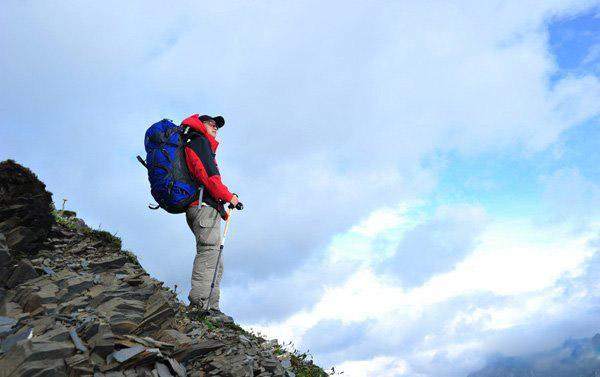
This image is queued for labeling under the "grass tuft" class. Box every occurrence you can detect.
[89,229,122,249]
[122,249,139,265]
[52,209,122,249]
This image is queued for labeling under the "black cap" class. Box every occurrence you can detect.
[199,115,225,128]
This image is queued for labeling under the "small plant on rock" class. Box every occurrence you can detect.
[52,204,123,249]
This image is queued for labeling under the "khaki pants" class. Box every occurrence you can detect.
[185,205,222,310]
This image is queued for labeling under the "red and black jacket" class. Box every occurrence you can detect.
[182,114,234,216]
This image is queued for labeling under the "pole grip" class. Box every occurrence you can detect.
[228,202,244,210]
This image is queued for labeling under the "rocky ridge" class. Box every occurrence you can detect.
[0,160,327,377]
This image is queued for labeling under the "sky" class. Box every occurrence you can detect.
[1,1,600,376]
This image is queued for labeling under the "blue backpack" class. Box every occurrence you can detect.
[137,119,200,214]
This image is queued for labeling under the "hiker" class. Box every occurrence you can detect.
[181,114,240,313]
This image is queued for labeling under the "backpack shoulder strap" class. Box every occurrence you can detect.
[183,128,203,145]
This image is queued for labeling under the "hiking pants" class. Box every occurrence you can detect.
[185,205,223,310]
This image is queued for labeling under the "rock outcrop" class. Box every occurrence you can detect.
[0,161,326,377]
[0,160,54,256]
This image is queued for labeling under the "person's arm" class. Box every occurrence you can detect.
[184,135,234,203]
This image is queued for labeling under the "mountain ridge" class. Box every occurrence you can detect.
[0,160,328,377]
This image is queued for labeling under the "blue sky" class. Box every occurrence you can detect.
[1,1,600,376]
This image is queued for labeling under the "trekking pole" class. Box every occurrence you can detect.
[205,202,243,312]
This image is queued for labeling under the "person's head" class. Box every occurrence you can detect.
[199,115,225,138]
[203,119,218,138]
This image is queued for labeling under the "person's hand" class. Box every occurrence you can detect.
[230,194,239,207]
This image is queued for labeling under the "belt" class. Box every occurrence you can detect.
[201,201,227,218]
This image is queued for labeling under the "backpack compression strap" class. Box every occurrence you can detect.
[137,155,148,169]
[137,155,161,210]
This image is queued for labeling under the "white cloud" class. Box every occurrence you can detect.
[350,205,411,237]
[2,0,600,285]
[335,356,409,377]
[247,209,600,376]
[2,1,600,376]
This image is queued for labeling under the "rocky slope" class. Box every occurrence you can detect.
[0,160,327,377]
[468,335,600,377]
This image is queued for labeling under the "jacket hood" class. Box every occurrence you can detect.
[181,114,219,152]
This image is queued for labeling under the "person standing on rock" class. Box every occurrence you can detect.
[181,114,240,314]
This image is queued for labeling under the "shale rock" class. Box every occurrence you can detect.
[0,161,324,377]
[6,260,38,288]
[0,233,12,267]
[0,160,54,255]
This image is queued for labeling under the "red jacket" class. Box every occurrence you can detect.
[182,114,234,210]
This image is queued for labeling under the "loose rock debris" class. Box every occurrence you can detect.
[0,161,308,377]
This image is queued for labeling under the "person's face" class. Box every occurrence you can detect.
[203,120,218,138]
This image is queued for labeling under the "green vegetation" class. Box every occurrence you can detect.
[279,345,332,377]
[60,210,77,218]
[248,331,334,376]
[90,229,122,249]
[202,317,217,331]
[52,209,80,229]
[223,321,252,336]
[122,250,139,265]
[290,351,330,377]
[52,209,122,249]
